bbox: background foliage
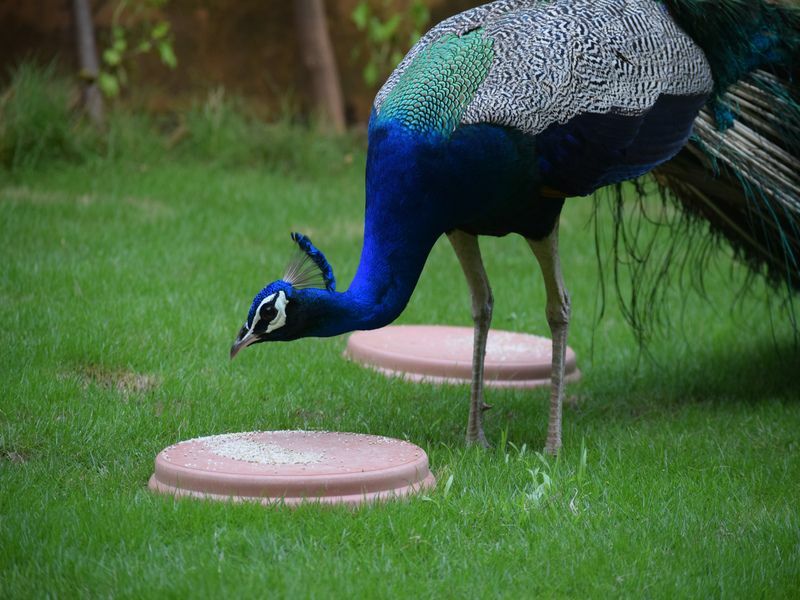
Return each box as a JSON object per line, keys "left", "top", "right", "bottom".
{"left": 98, "top": 0, "right": 177, "bottom": 98}
{"left": 351, "top": 0, "right": 430, "bottom": 86}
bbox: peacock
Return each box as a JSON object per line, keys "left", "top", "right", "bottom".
{"left": 231, "top": 0, "right": 800, "bottom": 454}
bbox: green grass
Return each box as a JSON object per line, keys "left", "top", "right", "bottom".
{"left": 1, "top": 135, "right": 799, "bottom": 598}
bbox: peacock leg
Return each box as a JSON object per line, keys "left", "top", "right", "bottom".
{"left": 447, "top": 230, "right": 494, "bottom": 448}
{"left": 528, "top": 223, "right": 571, "bottom": 455}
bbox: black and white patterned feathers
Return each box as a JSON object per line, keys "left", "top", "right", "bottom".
{"left": 374, "top": 0, "right": 714, "bottom": 137}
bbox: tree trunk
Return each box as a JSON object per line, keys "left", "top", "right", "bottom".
{"left": 72, "top": 0, "right": 104, "bottom": 128}
{"left": 293, "top": 0, "right": 346, "bottom": 133}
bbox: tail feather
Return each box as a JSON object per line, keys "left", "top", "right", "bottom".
{"left": 654, "top": 69, "right": 800, "bottom": 292}
{"left": 650, "top": 1, "right": 800, "bottom": 296}
{"left": 603, "top": 3, "right": 800, "bottom": 339}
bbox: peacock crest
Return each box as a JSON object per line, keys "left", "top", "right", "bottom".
{"left": 283, "top": 232, "right": 336, "bottom": 292}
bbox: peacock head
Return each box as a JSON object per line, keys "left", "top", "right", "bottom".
{"left": 230, "top": 232, "right": 336, "bottom": 358}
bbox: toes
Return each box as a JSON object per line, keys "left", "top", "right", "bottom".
{"left": 466, "top": 432, "right": 491, "bottom": 449}
{"left": 543, "top": 441, "right": 561, "bottom": 456}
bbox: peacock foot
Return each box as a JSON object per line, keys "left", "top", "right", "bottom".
{"left": 466, "top": 430, "right": 491, "bottom": 449}
{"left": 543, "top": 438, "right": 561, "bottom": 456}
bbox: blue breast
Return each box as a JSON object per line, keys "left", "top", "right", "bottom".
{"left": 366, "top": 116, "right": 554, "bottom": 238}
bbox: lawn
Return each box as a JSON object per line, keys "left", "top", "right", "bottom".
{"left": 1, "top": 131, "right": 799, "bottom": 597}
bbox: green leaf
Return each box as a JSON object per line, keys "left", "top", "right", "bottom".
{"left": 151, "top": 21, "right": 170, "bottom": 40}
{"left": 112, "top": 25, "right": 125, "bottom": 41}
{"left": 443, "top": 474, "right": 454, "bottom": 498}
{"left": 98, "top": 72, "right": 120, "bottom": 97}
{"left": 367, "top": 16, "right": 382, "bottom": 40}
{"left": 371, "top": 14, "right": 400, "bottom": 43}
{"left": 137, "top": 40, "right": 152, "bottom": 53}
{"left": 351, "top": 2, "right": 369, "bottom": 30}
{"left": 158, "top": 41, "right": 177, "bottom": 69}
{"left": 113, "top": 37, "right": 127, "bottom": 53}
{"left": 102, "top": 48, "right": 121, "bottom": 67}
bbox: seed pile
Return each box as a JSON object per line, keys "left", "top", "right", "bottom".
{"left": 197, "top": 432, "right": 325, "bottom": 465}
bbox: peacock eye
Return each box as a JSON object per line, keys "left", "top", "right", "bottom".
{"left": 259, "top": 304, "right": 277, "bottom": 322}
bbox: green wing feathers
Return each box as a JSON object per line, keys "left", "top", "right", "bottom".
{"left": 375, "top": 30, "right": 494, "bottom": 136}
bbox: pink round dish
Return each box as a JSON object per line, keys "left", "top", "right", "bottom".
{"left": 149, "top": 430, "right": 435, "bottom": 506}
{"left": 345, "top": 325, "right": 579, "bottom": 388}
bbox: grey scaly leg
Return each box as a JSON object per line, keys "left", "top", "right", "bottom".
{"left": 448, "top": 230, "right": 494, "bottom": 448}
{"left": 528, "top": 223, "right": 571, "bottom": 455}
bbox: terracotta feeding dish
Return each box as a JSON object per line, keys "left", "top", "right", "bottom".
{"left": 345, "top": 325, "right": 580, "bottom": 388}
{"left": 148, "top": 430, "right": 435, "bottom": 506}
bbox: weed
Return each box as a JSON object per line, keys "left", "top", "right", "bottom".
{"left": 0, "top": 62, "right": 96, "bottom": 170}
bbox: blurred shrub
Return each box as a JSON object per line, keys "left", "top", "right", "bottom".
{"left": 0, "top": 62, "right": 97, "bottom": 171}
{"left": 104, "top": 109, "right": 166, "bottom": 164}
{"left": 178, "top": 87, "right": 363, "bottom": 175}
{"left": 180, "top": 87, "right": 252, "bottom": 162}
{"left": 0, "top": 63, "right": 363, "bottom": 175}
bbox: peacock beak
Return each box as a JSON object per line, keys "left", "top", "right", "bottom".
{"left": 230, "top": 325, "right": 255, "bottom": 360}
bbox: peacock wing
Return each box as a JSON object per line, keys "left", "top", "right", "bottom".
{"left": 373, "top": 0, "right": 538, "bottom": 117}
{"left": 460, "top": 0, "right": 713, "bottom": 195}
{"left": 373, "top": 0, "right": 713, "bottom": 196}
{"left": 460, "top": 0, "right": 712, "bottom": 136}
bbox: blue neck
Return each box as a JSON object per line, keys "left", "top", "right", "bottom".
{"left": 303, "top": 122, "right": 447, "bottom": 336}
{"left": 303, "top": 118, "right": 538, "bottom": 337}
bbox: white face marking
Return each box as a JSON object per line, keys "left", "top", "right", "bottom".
{"left": 246, "top": 293, "right": 274, "bottom": 336}
{"left": 243, "top": 291, "right": 289, "bottom": 343}
{"left": 266, "top": 290, "right": 288, "bottom": 333}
